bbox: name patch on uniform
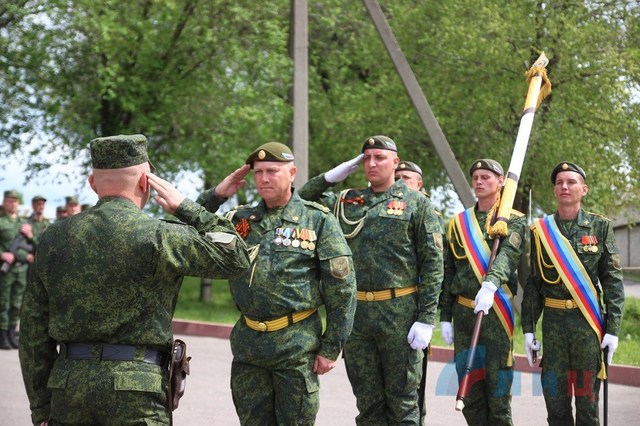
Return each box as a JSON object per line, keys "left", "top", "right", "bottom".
{"left": 330, "top": 256, "right": 350, "bottom": 279}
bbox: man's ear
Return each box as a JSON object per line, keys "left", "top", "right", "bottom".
{"left": 138, "top": 172, "right": 148, "bottom": 191}
{"left": 88, "top": 174, "right": 97, "bottom": 194}
{"left": 290, "top": 165, "right": 298, "bottom": 182}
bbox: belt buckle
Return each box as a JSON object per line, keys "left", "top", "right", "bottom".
{"left": 365, "top": 292, "right": 375, "bottom": 302}
{"left": 565, "top": 299, "right": 574, "bottom": 309}
{"left": 257, "top": 322, "right": 268, "bottom": 332}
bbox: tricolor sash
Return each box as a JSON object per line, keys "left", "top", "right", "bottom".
{"left": 453, "top": 208, "right": 515, "bottom": 340}
{"left": 533, "top": 215, "right": 604, "bottom": 342}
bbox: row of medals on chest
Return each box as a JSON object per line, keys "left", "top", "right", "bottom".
{"left": 274, "top": 227, "right": 317, "bottom": 250}
{"left": 581, "top": 235, "right": 599, "bottom": 253}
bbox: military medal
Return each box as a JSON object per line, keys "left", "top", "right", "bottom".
{"left": 292, "top": 228, "right": 301, "bottom": 248}
{"left": 307, "top": 230, "right": 316, "bottom": 250}
{"left": 395, "top": 201, "right": 406, "bottom": 216}
{"left": 283, "top": 228, "right": 292, "bottom": 246}
{"left": 300, "top": 228, "right": 309, "bottom": 249}
{"left": 581, "top": 235, "right": 599, "bottom": 253}
{"left": 274, "top": 228, "right": 284, "bottom": 245}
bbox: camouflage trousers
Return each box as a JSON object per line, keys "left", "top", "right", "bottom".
{"left": 540, "top": 308, "right": 602, "bottom": 426}
{"left": 452, "top": 303, "right": 514, "bottom": 426}
{"left": 230, "top": 312, "right": 322, "bottom": 426}
{"left": 343, "top": 294, "right": 422, "bottom": 425}
{"left": 46, "top": 355, "right": 170, "bottom": 425}
{"left": 0, "top": 265, "right": 27, "bottom": 329}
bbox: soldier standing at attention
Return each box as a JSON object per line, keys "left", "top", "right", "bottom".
{"left": 197, "top": 142, "right": 357, "bottom": 426}
{"left": 64, "top": 195, "right": 82, "bottom": 217}
{"left": 27, "top": 196, "right": 50, "bottom": 240}
{"left": 19, "top": 134, "right": 250, "bottom": 425}
{"left": 0, "top": 189, "right": 32, "bottom": 350}
{"left": 439, "top": 159, "right": 526, "bottom": 426}
{"left": 298, "top": 136, "right": 444, "bottom": 425}
{"left": 522, "top": 162, "right": 624, "bottom": 426}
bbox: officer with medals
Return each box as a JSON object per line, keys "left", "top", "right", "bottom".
{"left": 298, "top": 136, "right": 444, "bottom": 425}
{"left": 522, "top": 162, "right": 625, "bottom": 426}
{"left": 196, "top": 142, "right": 357, "bottom": 425}
{"left": 439, "top": 159, "right": 526, "bottom": 425}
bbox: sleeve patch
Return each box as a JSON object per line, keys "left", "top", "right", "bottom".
{"left": 205, "top": 232, "right": 237, "bottom": 250}
{"left": 329, "top": 256, "right": 351, "bottom": 279}
{"left": 433, "top": 233, "right": 444, "bottom": 251}
{"left": 509, "top": 232, "right": 522, "bottom": 249}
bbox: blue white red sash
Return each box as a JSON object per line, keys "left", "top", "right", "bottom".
{"left": 533, "top": 215, "right": 604, "bottom": 341}
{"left": 453, "top": 208, "right": 515, "bottom": 338}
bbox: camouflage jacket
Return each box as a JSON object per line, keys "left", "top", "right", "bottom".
{"left": 522, "top": 209, "right": 624, "bottom": 336}
{"left": 439, "top": 207, "right": 526, "bottom": 323}
{"left": 197, "top": 189, "right": 357, "bottom": 360}
{"left": 0, "top": 214, "right": 30, "bottom": 266}
{"left": 19, "top": 196, "right": 250, "bottom": 421}
{"left": 298, "top": 174, "right": 444, "bottom": 325}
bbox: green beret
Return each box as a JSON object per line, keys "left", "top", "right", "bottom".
{"left": 31, "top": 195, "right": 47, "bottom": 202}
{"left": 551, "top": 161, "right": 586, "bottom": 184}
{"left": 469, "top": 159, "right": 504, "bottom": 177}
{"left": 3, "top": 189, "right": 20, "bottom": 199}
{"left": 397, "top": 161, "right": 422, "bottom": 176}
{"left": 90, "top": 134, "right": 154, "bottom": 170}
{"left": 361, "top": 135, "right": 397, "bottom": 153}
{"left": 65, "top": 196, "right": 79, "bottom": 205}
{"left": 245, "top": 142, "right": 294, "bottom": 168}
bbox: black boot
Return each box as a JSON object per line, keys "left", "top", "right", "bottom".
{"left": 7, "top": 328, "right": 19, "bottom": 349}
{"left": 0, "top": 330, "right": 11, "bottom": 350}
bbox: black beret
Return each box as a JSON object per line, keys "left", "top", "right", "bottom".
{"left": 469, "top": 159, "right": 504, "bottom": 177}
{"left": 245, "top": 142, "right": 294, "bottom": 168}
{"left": 361, "top": 135, "right": 397, "bottom": 153}
{"left": 397, "top": 161, "right": 423, "bottom": 176}
{"left": 551, "top": 162, "right": 586, "bottom": 184}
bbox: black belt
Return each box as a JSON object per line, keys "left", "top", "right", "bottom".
{"left": 64, "top": 343, "right": 168, "bottom": 367}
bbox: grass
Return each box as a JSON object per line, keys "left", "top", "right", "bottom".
{"left": 175, "top": 277, "right": 640, "bottom": 366}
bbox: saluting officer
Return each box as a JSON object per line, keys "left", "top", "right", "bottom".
{"left": 298, "top": 136, "right": 444, "bottom": 425}
{"left": 197, "top": 142, "right": 357, "bottom": 425}
{"left": 522, "top": 162, "right": 624, "bottom": 426}
{"left": 19, "top": 134, "right": 250, "bottom": 425}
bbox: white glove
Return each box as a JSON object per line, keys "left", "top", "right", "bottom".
{"left": 407, "top": 322, "right": 434, "bottom": 350}
{"left": 524, "top": 332, "right": 541, "bottom": 367}
{"left": 473, "top": 281, "right": 497, "bottom": 314}
{"left": 601, "top": 333, "right": 619, "bottom": 365}
{"left": 324, "top": 154, "right": 365, "bottom": 183}
{"left": 440, "top": 321, "right": 454, "bottom": 345}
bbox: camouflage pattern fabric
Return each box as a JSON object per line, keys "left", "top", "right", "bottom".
{"left": 198, "top": 189, "right": 357, "bottom": 425}
{"left": 440, "top": 209, "right": 526, "bottom": 426}
{"left": 298, "top": 175, "right": 443, "bottom": 425}
{"left": 0, "top": 214, "right": 29, "bottom": 330}
{"left": 522, "top": 209, "right": 625, "bottom": 426}
{"left": 19, "top": 196, "right": 250, "bottom": 425}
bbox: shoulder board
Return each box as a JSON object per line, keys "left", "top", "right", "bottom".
{"left": 585, "top": 211, "right": 612, "bottom": 222}
{"left": 231, "top": 204, "right": 251, "bottom": 211}
{"left": 435, "top": 210, "right": 442, "bottom": 217}
{"left": 160, "top": 218, "right": 185, "bottom": 225}
{"left": 302, "top": 199, "right": 330, "bottom": 213}
{"left": 510, "top": 209, "right": 525, "bottom": 218}
{"left": 530, "top": 222, "right": 537, "bottom": 231}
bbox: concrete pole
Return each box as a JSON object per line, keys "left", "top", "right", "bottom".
{"left": 291, "top": 0, "right": 309, "bottom": 187}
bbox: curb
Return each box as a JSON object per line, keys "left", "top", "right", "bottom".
{"left": 172, "top": 319, "right": 640, "bottom": 388}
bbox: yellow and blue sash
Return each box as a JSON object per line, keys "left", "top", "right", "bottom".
{"left": 533, "top": 215, "right": 604, "bottom": 341}
{"left": 453, "top": 208, "right": 515, "bottom": 338}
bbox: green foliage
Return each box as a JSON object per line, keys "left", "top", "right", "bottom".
{"left": 2, "top": 1, "right": 640, "bottom": 216}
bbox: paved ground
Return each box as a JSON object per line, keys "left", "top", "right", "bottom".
{"left": 4, "top": 334, "right": 640, "bottom": 425}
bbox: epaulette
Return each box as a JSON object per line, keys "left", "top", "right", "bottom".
{"left": 530, "top": 222, "right": 537, "bottom": 231}
{"left": 435, "top": 210, "right": 442, "bottom": 217}
{"left": 160, "top": 218, "right": 186, "bottom": 225}
{"left": 303, "top": 199, "right": 330, "bottom": 213}
{"left": 510, "top": 209, "right": 525, "bottom": 218}
{"left": 585, "top": 211, "right": 612, "bottom": 222}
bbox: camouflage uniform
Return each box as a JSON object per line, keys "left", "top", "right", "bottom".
{"left": 198, "top": 189, "right": 356, "bottom": 426}
{"left": 19, "top": 134, "right": 250, "bottom": 426}
{"left": 522, "top": 209, "right": 624, "bottom": 426}
{"left": 299, "top": 175, "right": 443, "bottom": 425}
{"left": 439, "top": 208, "right": 526, "bottom": 426}
{"left": 0, "top": 213, "right": 29, "bottom": 335}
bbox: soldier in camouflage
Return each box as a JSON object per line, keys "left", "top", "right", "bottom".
{"left": 19, "top": 134, "right": 250, "bottom": 425}
{"left": 298, "top": 136, "right": 444, "bottom": 425}
{"left": 0, "top": 189, "right": 32, "bottom": 350}
{"left": 197, "top": 142, "right": 357, "bottom": 425}
{"left": 522, "top": 161, "right": 624, "bottom": 426}
{"left": 439, "top": 159, "right": 526, "bottom": 426}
